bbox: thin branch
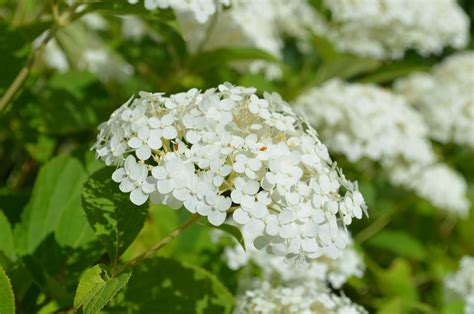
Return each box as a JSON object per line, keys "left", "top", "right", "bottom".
{"left": 120, "top": 214, "right": 201, "bottom": 272}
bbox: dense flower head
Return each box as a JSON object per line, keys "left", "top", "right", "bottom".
{"left": 234, "top": 281, "right": 367, "bottom": 314}
{"left": 395, "top": 51, "right": 474, "bottom": 148}
{"left": 93, "top": 83, "right": 367, "bottom": 261}
{"left": 223, "top": 233, "right": 364, "bottom": 289}
{"left": 317, "top": 0, "right": 469, "bottom": 59}
{"left": 445, "top": 256, "right": 474, "bottom": 314}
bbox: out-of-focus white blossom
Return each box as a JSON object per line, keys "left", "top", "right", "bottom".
{"left": 80, "top": 13, "right": 108, "bottom": 31}
{"left": 294, "top": 79, "right": 435, "bottom": 166}
{"left": 80, "top": 48, "right": 134, "bottom": 81}
{"left": 94, "top": 83, "right": 367, "bottom": 262}
{"left": 128, "top": 0, "right": 230, "bottom": 23}
{"left": 234, "top": 281, "right": 367, "bottom": 314}
{"left": 294, "top": 79, "right": 470, "bottom": 216}
{"left": 121, "top": 16, "right": 147, "bottom": 41}
{"left": 223, "top": 233, "right": 364, "bottom": 289}
{"left": 316, "top": 0, "right": 470, "bottom": 59}
{"left": 390, "top": 163, "right": 470, "bottom": 217}
{"left": 445, "top": 256, "right": 474, "bottom": 314}
{"left": 40, "top": 38, "right": 70, "bottom": 72}
{"left": 395, "top": 52, "right": 474, "bottom": 148}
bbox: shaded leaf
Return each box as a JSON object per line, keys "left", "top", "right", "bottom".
{"left": 74, "top": 264, "right": 131, "bottom": 314}
{"left": 113, "top": 257, "right": 234, "bottom": 313}
{"left": 0, "top": 267, "right": 15, "bottom": 314}
{"left": 82, "top": 167, "right": 148, "bottom": 263}
{"left": 376, "top": 259, "right": 418, "bottom": 303}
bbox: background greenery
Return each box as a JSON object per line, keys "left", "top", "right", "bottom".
{"left": 0, "top": 1, "right": 473, "bottom": 313}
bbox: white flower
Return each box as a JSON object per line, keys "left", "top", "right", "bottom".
{"left": 112, "top": 155, "right": 155, "bottom": 205}
{"left": 445, "top": 256, "right": 474, "bottom": 314}
{"left": 314, "top": 0, "right": 470, "bottom": 59}
{"left": 234, "top": 281, "right": 367, "bottom": 314}
{"left": 395, "top": 51, "right": 474, "bottom": 148}
{"left": 94, "top": 83, "right": 367, "bottom": 261}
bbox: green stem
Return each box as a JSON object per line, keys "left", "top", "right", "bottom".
{"left": 120, "top": 214, "right": 201, "bottom": 272}
{"left": 355, "top": 212, "right": 393, "bottom": 244}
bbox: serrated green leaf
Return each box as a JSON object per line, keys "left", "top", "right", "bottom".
{"left": 14, "top": 155, "right": 95, "bottom": 254}
{"left": 0, "top": 211, "right": 15, "bottom": 263}
{"left": 114, "top": 257, "right": 234, "bottom": 313}
{"left": 367, "top": 230, "right": 426, "bottom": 260}
{"left": 74, "top": 264, "right": 131, "bottom": 314}
{"left": 81, "top": 167, "right": 149, "bottom": 263}
{"left": 0, "top": 267, "right": 15, "bottom": 314}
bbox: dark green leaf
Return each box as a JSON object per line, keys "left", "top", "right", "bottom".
{"left": 74, "top": 264, "right": 132, "bottom": 314}
{"left": 81, "top": 167, "right": 149, "bottom": 263}
{"left": 113, "top": 257, "right": 234, "bottom": 313}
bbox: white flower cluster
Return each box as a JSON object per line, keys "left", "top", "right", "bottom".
{"left": 445, "top": 256, "right": 474, "bottom": 314}
{"left": 390, "top": 163, "right": 470, "bottom": 217}
{"left": 294, "top": 79, "right": 470, "bottom": 216}
{"left": 294, "top": 79, "right": 435, "bottom": 166}
{"left": 127, "top": 0, "right": 230, "bottom": 23}
{"left": 234, "top": 281, "right": 366, "bottom": 314}
{"left": 223, "top": 233, "right": 364, "bottom": 289}
{"left": 395, "top": 52, "right": 474, "bottom": 148}
{"left": 316, "top": 0, "right": 470, "bottom": 59}
{"left": 94, "top": 83, "right": 367, "bottom": 261}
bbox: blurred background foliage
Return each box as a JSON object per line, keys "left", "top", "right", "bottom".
{"left": 0, "top": 0, "right": 473, "bottom": 313}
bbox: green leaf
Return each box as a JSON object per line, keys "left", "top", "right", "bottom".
{"left": 14, "top": 155, "right": 95, "bottom": 255}
{"left": 358, "top": 62, "right": 430, "bottom": 84}
{"left": 206, "top": 223, "right": 246, "bottom": 251}
{"left": 114, "top": 257, "right": 234, "bottom": 313}
{"left": 74, "top": 264, "right": 132, "bottom": 314}
{"left": 0, "top": 267, "right": 15, "bottom": 314}
{"left": 313, "top": 56, "right": 380, "bottom": 84}
{"left": 376, "top": 259, "right": 418, "bottom": 303}
{"left": 81, "top": 167, "right": 149, "bottom": 263}
{"left": 367, "top": 230, "right": 427, "bottom": 260}
{"left": 0, "top": 211, "right": 15, "bottom": 263}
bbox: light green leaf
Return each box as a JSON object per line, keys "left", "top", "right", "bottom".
{"left": 376, "top": 259, "right": 418, "bottom": 303}
{"left": 74, "top": 264, "right": 131, "bottom": 314}
{"left": 0, "top": 267, "right": 15, "bottom": 314}
{"left": 358, "top": 63, "right": 430, "bottom": 84}
{"left": 14, "top": 155, "right": 95, "bottom": 254}
{"left": 81, "top": 167, "right": 149, "bottom": 263}
{"left": 0, "top": 211, "right": 15, "bottom": 263}
{"left": 367, "top": 230, "right": 426, "bottom": 260}
{"left": 115, "top": 257, "right": 234, "bottom": 313}
{"left": 313, "top": 56, "right": 380, "bottom": 84}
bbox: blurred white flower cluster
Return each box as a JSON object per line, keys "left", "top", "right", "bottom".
{"left": 294, "top": 79, "right": 470, "bottom": 216}
{"left": 395, "top": 51, "right": 474, "bottom": 148}
{"left": 234, "top": 281, "right": 366, "bottom": 314}
{"left": 127, "top": 0, "right": 230, "bottom": 23}
{"left": 445, "top": 256, "right": 474, "bottom": 314}
{"left": 389, "top": 163, "right": 470, "bottom": 216}
{"left": 317, "top": 0, "right": 470, "bottom": 59}
{"left": 223, "top": 233, "right": 364, "bottom": 289}
{"left": 94, "top": 83, "right": 367, "bottom": 262}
